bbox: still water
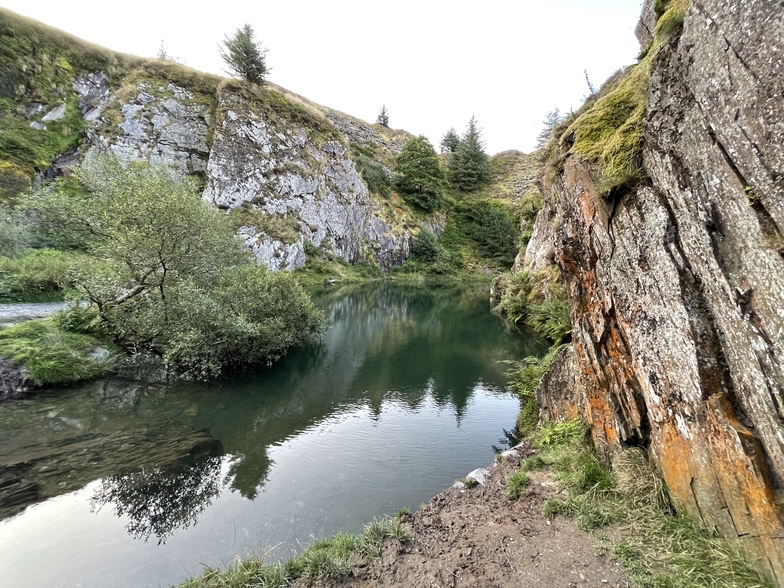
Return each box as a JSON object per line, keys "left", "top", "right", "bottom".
{"left": 0, "top": 283, "right": 546, "bottom": 588}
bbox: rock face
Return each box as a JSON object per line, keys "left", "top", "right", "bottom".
{"left": 80, "top": 80, "right": 419, "bottom": 271}
{"left": 537, "top": 0, "right": 784, "bottom": 581}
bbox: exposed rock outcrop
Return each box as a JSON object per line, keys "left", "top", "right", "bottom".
{"left": 536, "top": 0, "right": 784, "bottom": 581}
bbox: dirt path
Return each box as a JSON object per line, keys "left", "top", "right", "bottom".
{"left": 296, "top": 444, "right": 627, "bottom": 588}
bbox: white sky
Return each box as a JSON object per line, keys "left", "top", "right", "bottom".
{"left": 2, "top": 0, "right": 644, "bottom": 154}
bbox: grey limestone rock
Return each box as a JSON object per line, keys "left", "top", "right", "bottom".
{"left": 41, "top": 104, "right": 66, "bottom": 121}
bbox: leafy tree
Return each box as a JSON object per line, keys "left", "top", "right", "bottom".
{"left": 536, "top": 109, "right": 564, "bottom": 149}
{"left": 376, "top": 105, "right": 389, "bottom": 127}
{"left": 440, "top": 128, "right": 461, "bottom": 153}
{"left": 448, "top": 116, "right": 490, "bottom": 192}
{"left": 394, "top": 136, "right": 445, "bottom": 212}
{"left": 23, "top": 156, "right": 326, "bottom": 379}
{"left": 220, "top": 24, "right": 268, "bottom": 86}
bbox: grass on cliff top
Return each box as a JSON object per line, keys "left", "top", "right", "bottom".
{"left": 0, "top": 317, "right": 115, "bottom": 386}
{"left": 556, "top": 0, "right": 690, "bottom": 197}
{"left": 179, "top": 516, "right": 410, "bottom": 588}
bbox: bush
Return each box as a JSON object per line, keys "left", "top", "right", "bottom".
{"left": 23, "top": 156, "right": 327, "bottom": 379}
{"left": 394, "top": 136, "right": 445, "bottom": 212}
{"left": 355, "top": 153, "right": 391, "bottom": 196}
{"left": 0, "top": 203, "right": 32, "bottom": 257}
{"left": 412, "top": 228, "right": 440, "bottom": 263}
{"left": 459, "top": 200, "right": 518, "bottom": 267}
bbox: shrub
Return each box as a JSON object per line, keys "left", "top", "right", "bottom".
{"left": 394, "top": 136, "right": 445, "bottom": 212}
{"left": 412, "top": 228, "right": 440, "bottom": 263}
{"left": 355, "top": 153, "right": 391, "bottom": 196}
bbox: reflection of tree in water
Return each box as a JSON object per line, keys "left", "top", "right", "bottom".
{"left": 90, "top": 440, "right": 223, "bottom": 543}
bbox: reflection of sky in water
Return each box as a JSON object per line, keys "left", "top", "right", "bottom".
{"left": 0, "top": 283, "right": 547, "bottom": 588}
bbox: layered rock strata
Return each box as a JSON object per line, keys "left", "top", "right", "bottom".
{"left": 536, "top": 0, "right": 784, "bottom": 580}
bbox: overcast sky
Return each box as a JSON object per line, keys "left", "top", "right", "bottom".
{"left": 2, "top": 0, "right": 643, "bottom": 154}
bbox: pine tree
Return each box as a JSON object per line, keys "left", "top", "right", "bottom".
{"left": 394, "top": 136, "right": 445, "bottom": 211}
{"left": 376, "top": 105, "right": 389, "bottom": 127}
{"left": 535, "top": 109, "right": 564, "bottom": 149}
{"left": 220, "top": 24, "right": 268, "bottom": 86}
{"left": 440, "top": 128, "right": 461, "bottom": 153}
{"left": 448, "top": 116, "right": 490, "bottom": 192}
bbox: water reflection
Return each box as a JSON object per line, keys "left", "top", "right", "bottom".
{"left": 0, "top": 282, "right": 547, "bottom": 543}
{"left": 90, "top": 440, "right": 223, "bottom": 543}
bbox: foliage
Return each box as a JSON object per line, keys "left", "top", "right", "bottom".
{"left": 412, "top": 228, "right": 440, "bottom": 263}
{"left": 505, "top": 469, "right": 530, "bottom": 499}
{"left": 498, "top": 268, "right": 571, "bottom": 342}
{"left": 376, "top": 104, "right": 389, "bottom": 127}
{"left": 458, "top": 199, "right": 518, "bottom": 267}
{"left": 23, "top": 156, "right": 326, "bottom": 379}
{"left": 440, "top": 127, "right": 460, "bottom": 153}
{"left": 0, "top": 203, "right": 32, "bottom": 257}
{"left": 220, "top": 24, "right": 268, "bottom": 86}
{"left": 394, "top": 136, "right": 445, "bottom": 212}
{"left": 447, "top": 116, "right": 490, "bottom": 192}
{"left": 0, "top": 248, "right": 86, "bottom": 302}
{"left": 355, "top": 153, "right": 392, "bottom": 196}
{"left": 0, "top": 319, "right": 114, "bottom": 386}
{"left": 156, "top": 267, "right": 327, "bottom": 380}
{"left": 505, "top": 344, "right": 565, "bottom": 436}
{"left": 535, "top": 109, "right": 564, "bottom": 149}
{"left": 526, "top": 298, "right": 572, "bottom": 343}
{"left": 178, "top": 516, "right": 410, "bottom": 587}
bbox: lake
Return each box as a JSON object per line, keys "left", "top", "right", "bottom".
{"left": 0, "top": 282, "right": 546, "bottom": 588}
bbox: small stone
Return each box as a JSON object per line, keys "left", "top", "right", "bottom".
{"left": 29, "top": 121, "right": 46, "bottom": 130}
{"left": 42, "top": 104, "right": 67, "bottom": 121}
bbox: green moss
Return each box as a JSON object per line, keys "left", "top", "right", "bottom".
{"left": 561, "top": 0, "right": 690, "bottom": 197}
{"left": 0, "top": 318, "right": 114, "bottom": 386}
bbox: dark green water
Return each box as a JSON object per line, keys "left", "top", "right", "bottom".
{"left": 0, "top": 283, "right": 546, "bottom": 588}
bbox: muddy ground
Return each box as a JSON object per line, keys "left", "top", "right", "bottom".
{"left": 292, "top": 444, "right": 628, "bottom": 588}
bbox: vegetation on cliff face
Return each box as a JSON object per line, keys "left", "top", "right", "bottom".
{"left": 548, "top": 0, "right": 690, "bottom": 197}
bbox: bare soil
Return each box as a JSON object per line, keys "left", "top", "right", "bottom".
{"left": 293, "top": 444, "right": 627, "bottom": 588}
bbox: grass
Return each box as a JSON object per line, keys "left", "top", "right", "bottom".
{"left": 0, "top": 248, "right": 87, "bottom": 302}
{"left": 179, "top": 516, "right": 410, "bottom": 587}
{"left": 504, "top": 344, "right": 565, "bottom": 436}
{"left": 497, "top": 267, "right": 572, "bottom": 343}
{"left": 555, "top": 0, "right": 690, "bottom": 197}
{"left": 0, "top": 318, "right": 115, "bottom": 386}
{"left": 521, "top": 420, "right": 773, "bottom": 587}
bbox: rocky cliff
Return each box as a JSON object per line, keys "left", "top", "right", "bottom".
{"left": 0, "top": 9, "right": 425, "bottom": 271}
{"left": 523, "top": 0, "right": 784, "bottom": 581}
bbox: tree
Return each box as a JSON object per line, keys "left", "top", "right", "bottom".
{"left": 535, "top": 109, "right": 564, "bottom": 149}
{"left": 376, "top": 105, "right": 389, "bottom": 127}
{"left": 23, "top": 156, "right": 326, "bottom": 379}
{"left": 448, "top": 116, "right": 490, "bottom": 192}
{"left": 440, "top": 128, "right": 461, "bottom": 153}
{"left": 394, "top": 136, "right": 445, "bottom": 212}
{"left": 220, "top": 24, "right": 268, "bottom": 86}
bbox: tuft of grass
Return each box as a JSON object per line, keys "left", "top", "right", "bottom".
{"left": 506, "top": 469, "right": 530, "bottom": 499}
{"left": 178, "top": 515, "right": 410, "bottom": 587}
{"left": 0, "top": 318, "right": 115, "bottom": 386}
